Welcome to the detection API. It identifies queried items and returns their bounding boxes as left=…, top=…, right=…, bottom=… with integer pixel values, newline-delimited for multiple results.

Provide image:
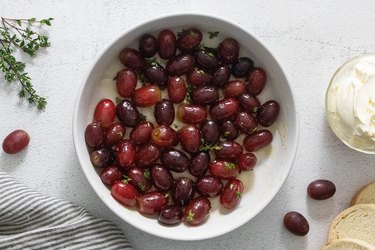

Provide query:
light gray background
left=1, top=1, right=374, bottom=249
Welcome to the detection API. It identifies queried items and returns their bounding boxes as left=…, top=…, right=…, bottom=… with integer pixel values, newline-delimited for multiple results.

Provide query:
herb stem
left=0, top=16, right=52, bottom=109
left=0, top=42, right=41, bottom=103
left=2, top=18, right=26, bottom=32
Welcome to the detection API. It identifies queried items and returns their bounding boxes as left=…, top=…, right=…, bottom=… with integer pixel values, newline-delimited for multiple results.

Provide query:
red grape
left=111, top=181, right=139, bottom=207
left=139, top=33, right=157, bottom=58
left=116, top=140, right=136, bottom=169
left=172, top=177, right=195, bottom=206
left=243, top=130, right=273, bottom=152
left=231, top=57, right=253, bottom=78
left=161, top=148, right=189, bottom=173
left=135, top=143, right=160, bottom=168
left=104, top=123, right=125, bottom=147
left=215, top=141, right=243, bottom=161
left=130, top=122, right=154, bottom=145
left=116, top=69, right=137, bottom=98
left=209, top=98, right=239, bottom=122
left=238, top=153, right=257, bottom=171
left=167, top=76, right=187, bottom=103
left=166, top=54, right=194, bottom=76
left=133, top=84, right=161, bottom=107
left=220, top=178, right=244, bottom=209
left=196, top=176, right=223, bottom=197
left=127, top=167, right=152, bottom=193
left=187, top=68, right=212, bottom=87
left=184, top=197, right=211, bottom=225
left=209, top=160, right=238, bottom=179
left=93, top=99, right=116, bottom=128
left=151, top=125, right=178, bottom=148
left=257, top=100, right=280, bottom=127
left=151, top=164, right=174, bottom=192
left=116, top=99, right=140, bottom=127
left=2, top=129, right=30, bottom=154
left=179, top=125, right=201, bottom=153
left=101, top=165, right=123, bottom=186
left=157, top=29, right=176, bottom=60
left=224, top=80, right=245, bottom=98
left=137, top=191, right=169, bottom=214
left=85, top=122, right=104, bottom=148
left=235, top=112, right=257, bottom=134
left=155, top=99, right=175, bottom=126
left=177, top=103, right=207, bottom=124
left=218, top=38, right=239, bottom=64
left=158, top=205, right=183, bottom=225
left=177, top=28, right=202, bottom=52
left=119, top=48, right=146, bottom=70
left=189, top=152, right=210, bottom=177
left=246, top=67, right=266, bottom=95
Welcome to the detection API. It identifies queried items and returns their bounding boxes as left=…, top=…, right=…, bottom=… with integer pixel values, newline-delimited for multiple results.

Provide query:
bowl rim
left=73, top=12, right=299, bottom=241
left=325, top=53, right=375, bottom=154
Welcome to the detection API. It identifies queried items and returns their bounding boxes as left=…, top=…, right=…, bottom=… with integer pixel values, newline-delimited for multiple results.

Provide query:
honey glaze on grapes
left=87, top=27, right=285, bottom=216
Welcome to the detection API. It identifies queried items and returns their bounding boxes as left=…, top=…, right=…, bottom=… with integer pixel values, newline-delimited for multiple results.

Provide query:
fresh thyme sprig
left=199, top=141, right=223, bottom=152
left=0, top=17, right=53, bottom=110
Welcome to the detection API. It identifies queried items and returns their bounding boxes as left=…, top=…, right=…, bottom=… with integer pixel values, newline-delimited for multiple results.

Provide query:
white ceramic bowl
left=73, top=13, right=298, bottom=241
left=325, top=53, right=375, bottom=154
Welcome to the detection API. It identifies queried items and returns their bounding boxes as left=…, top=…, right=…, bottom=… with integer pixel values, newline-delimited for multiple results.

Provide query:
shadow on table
left=0, top=148, right=28, bottom=173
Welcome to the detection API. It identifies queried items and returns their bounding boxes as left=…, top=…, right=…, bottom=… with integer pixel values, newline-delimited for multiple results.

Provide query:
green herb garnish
left=224, top=162, right=235, bottom=170
left=137, top=70, right=146, bottom=83
left=199, top=142, right=223, bottom=152
left=184, top=83, right=194, bottom=104
left=139, top=112, right=147, bottom=122
left=208, top=31, right=219, bottom=39
left=0, top=17, right=53, bottom=109
left=144, top=169, right=151, bottom=179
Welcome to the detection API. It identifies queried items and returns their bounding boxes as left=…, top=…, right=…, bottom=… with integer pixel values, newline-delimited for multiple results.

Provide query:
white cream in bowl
left=326, top=54, right=375, bottom=153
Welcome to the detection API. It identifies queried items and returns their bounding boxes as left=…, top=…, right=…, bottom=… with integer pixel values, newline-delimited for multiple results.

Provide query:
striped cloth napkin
left=0, top=171, right=132, bottom=249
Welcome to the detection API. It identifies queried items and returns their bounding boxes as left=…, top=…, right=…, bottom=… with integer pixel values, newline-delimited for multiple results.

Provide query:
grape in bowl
left=73, top=13, right=298, bottom=241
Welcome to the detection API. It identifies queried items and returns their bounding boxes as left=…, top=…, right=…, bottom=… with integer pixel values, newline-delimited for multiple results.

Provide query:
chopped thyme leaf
left=208, top=31, right=219, bottom=39
left=139, top=112, right=147, bottom=122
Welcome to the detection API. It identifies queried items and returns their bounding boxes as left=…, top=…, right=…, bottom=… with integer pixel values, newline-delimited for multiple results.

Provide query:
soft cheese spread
left=326, top=54, right=375, bottom=152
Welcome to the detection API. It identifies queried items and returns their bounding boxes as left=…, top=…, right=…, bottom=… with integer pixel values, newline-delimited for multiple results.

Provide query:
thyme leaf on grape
left=137, top=183, right=145, bottom=192
left=143, top=169, right=150, bottom=179
left=0, top=16, right=53, bottom=109
left=224, top=162, right=235, bottom=170
left=199, top=142, right=223, bottom=152
left=236, top=191, right=242, bottom=198
left=122, top=175, right=131, bottom=184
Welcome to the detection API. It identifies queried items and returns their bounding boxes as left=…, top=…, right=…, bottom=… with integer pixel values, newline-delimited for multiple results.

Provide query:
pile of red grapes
left=85, top=27, right=280, bottom=226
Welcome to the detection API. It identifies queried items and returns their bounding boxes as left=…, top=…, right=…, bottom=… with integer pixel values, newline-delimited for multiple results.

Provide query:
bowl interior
left=73, top=13, right=298, bottom=241
left=325, top=53, right=375, bottom=154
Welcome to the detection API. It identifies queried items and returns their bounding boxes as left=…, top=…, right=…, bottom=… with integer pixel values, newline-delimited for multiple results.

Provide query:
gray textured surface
left=1, top=1, right=375, bottom=249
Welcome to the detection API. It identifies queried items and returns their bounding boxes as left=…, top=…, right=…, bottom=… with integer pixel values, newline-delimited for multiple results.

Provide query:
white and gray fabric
left=0, top=171, right=132, bottom=249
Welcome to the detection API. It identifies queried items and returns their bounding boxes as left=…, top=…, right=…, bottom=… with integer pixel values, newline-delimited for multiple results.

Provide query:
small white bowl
left=73, top=13, right=298, bottom=241
left=326, top=53, right=375, bottom=154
